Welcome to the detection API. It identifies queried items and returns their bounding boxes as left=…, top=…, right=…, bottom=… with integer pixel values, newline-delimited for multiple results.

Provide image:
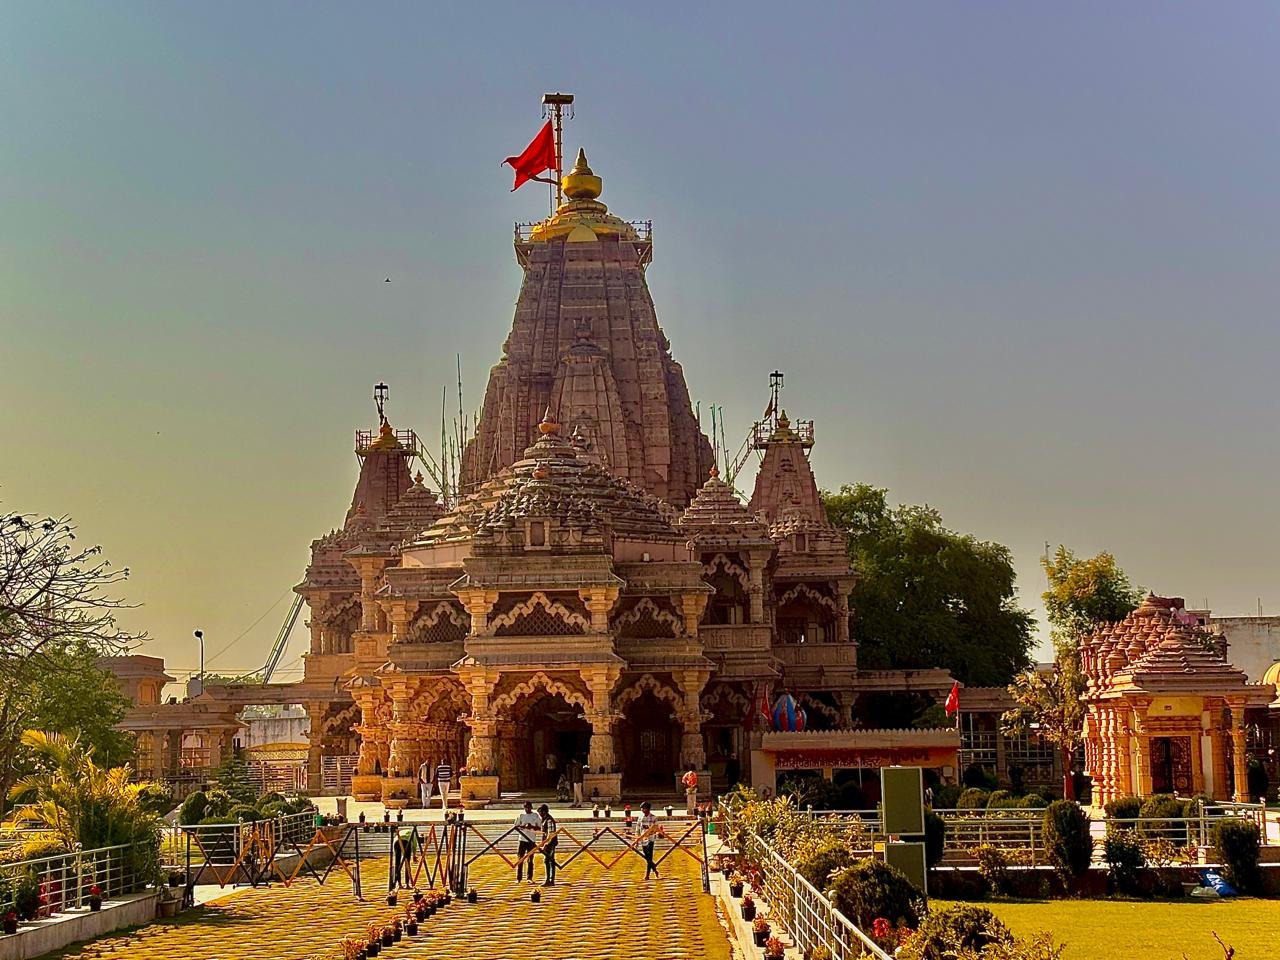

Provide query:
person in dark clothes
left=537, top=803, right=558, bottom=886
left=725, top=752, right=741, bottom=789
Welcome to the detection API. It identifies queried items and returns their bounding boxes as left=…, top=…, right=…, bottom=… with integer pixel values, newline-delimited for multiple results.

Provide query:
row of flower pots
left=338, top=887, right=471, bottom=959
left=719, top=865, right=785, bottom=960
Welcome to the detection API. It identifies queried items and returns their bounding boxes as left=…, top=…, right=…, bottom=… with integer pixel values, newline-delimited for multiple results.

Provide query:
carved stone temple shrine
left=273, top=148, right=968, bottom=805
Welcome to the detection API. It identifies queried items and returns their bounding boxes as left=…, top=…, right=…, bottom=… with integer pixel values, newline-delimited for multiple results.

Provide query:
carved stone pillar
left=1132, top=702, right=1153, bottom=797
left=679, top=592, right=709, bottom=638
left=385, top=599, right=420, bottom=646
left=834, top=690, right=856, bottom=730
left=677, top=669, right=711, bottom=770
left=745, top=550, right=770, bottom=624
left=834, top=579, right=854, bottom=645
left=578, top=586, right=621, bottom=634
left=456, top=588, right=500, bottom=636
left=306, top=594, right=326, bottom=654
left=351, top=685, right=382, bottom=776
left=348, top=558, right=387, bottom=632
left=459, top=668, right=500, bottom=775
left=385, top=677, right=424, bottom=778
left=1229, top=702, right=1250, bottom=801
left=580, top=665, right=622, bottom=772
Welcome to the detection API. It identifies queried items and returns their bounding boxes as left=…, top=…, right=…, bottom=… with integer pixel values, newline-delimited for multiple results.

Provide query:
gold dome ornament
left=562, top=149, right=602, bottom=200
left=538, top=407, right=561, bottom=435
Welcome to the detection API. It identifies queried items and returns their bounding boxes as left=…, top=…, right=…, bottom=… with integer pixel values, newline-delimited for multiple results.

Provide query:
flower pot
left=386, top=894, right=397, bottom=906
left=466, top=890, right=477, bottom=903
left=729, top=883, right=743, bottom=898
left=741, top=903, right=755, bottom=921
left=382, top=931, right=394, bottom=947
left=406, top=921, right=418, bottom=936
left=89, top=898, right=102, bottom=912
left=412, top=891, right=423, bottom=903
left=366, top=943, right=380, bottom=957
left=393, top=927, right=402, bottom=942
left=754, top=931, right=768, bottom=947
left=3, top=917, right=18, bottom=935
left=416, top=905, right=427, bottom=921
left=592, top=810, right=600, bottom=818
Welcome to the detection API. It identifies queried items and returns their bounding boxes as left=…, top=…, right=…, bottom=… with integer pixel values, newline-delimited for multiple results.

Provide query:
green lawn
left=934, top=898, right=1277, bottom=960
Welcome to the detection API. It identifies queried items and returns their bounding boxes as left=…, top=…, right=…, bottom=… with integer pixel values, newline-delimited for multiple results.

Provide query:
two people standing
left=511, top=802, right=559, bottom=886
left=417, top=757, right=455, bottom=811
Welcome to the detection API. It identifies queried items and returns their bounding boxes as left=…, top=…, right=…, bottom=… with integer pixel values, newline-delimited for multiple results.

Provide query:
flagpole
left=541, top=92, right=574, bottom=209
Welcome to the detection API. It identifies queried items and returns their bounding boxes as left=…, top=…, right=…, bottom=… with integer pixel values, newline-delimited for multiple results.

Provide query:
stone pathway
left=48, top=855, right=733, bottom=960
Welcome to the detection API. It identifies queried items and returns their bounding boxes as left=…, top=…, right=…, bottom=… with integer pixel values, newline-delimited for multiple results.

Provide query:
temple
left=277, top=144, right=960, bottom=804
left=1080, top=595, right=1273, bottom=804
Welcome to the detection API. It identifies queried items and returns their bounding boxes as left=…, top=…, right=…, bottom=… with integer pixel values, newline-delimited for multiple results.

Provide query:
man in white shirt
left=513, top=801, right=541, bottom=882
left=544, top=751, right=558, bottom=788
left=637, top=801, right=661, bottom=880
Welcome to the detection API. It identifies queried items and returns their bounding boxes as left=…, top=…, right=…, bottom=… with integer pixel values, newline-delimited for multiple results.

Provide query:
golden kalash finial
left=538, top=407, right=561, bottom=435
left=369, top=419, right=403, bottom=450
left=562, top=148, right=602, bottom=200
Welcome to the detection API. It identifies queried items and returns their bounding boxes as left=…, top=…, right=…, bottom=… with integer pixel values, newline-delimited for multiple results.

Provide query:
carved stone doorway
left=618, top=691, right=680, bottom=791
left=513, top=692, right=591, bottom=791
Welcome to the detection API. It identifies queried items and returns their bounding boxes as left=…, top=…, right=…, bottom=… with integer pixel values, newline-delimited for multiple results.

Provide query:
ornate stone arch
left=491, top=671, right=592, bottom=716
left=320, top=596, right=362, bottom=653
left=613, top=597, right=683, bottom=639
left=701, top=682, right=751, bottom=720
left=703, top=553, right=750, bottom=591
left=615, top=673, right=685, bottom=715
left=407, top=601, right=469, bottom=644
left=797, top=691, right=842, bottom=728
left=491, top=591, right=589, bottom=636
left=777, top=583, right=839, bottom=614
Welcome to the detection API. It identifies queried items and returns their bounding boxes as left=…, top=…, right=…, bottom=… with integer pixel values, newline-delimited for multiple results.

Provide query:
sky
left=3, top=2, right=1279, bottom=685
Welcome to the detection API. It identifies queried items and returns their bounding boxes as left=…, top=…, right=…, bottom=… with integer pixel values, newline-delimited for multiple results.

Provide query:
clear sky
left=4, top=2, right=1279, bottom=684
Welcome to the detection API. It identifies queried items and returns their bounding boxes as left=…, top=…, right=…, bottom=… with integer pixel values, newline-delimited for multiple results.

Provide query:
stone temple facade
left=293, top=151, right=887, bottom=803
left=1079, top=595, right=1272, bottom=804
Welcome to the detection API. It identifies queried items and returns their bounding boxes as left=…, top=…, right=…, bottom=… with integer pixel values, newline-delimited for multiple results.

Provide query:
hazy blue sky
left=4, top=2, right=1278, bottom=683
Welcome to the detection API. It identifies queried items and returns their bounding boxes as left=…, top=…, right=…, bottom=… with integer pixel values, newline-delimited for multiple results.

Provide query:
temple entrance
left=1150, top=736, right=1192, bottom=794
left=618, top=691, right=680, bottom=790
left=509, top=692, right=591, bottom=792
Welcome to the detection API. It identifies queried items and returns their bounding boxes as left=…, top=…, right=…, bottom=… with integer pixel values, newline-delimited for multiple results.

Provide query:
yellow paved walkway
left=49, top=856, right=734, bottom=960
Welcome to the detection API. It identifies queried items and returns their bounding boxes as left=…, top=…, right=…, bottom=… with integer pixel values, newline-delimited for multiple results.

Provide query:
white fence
left=0, top=842, right=151, bottom=919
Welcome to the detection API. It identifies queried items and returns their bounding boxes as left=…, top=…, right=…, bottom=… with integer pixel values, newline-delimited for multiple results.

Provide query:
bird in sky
left=384, top=277, right=391, bottom=283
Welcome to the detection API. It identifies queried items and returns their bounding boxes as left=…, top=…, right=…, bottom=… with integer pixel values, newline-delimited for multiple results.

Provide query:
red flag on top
left=503, top=120, right=557, bottom=191
left=944, top=681, right=960, bottom=716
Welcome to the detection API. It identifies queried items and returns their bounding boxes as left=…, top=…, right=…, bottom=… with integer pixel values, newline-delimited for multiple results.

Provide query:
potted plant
left=380, top=926, right=394, bottom=948
left=740, top=891, right=755, bottom=921
left=604, top=804, right=612, bottom=818
left=466, top=887, right=478, bottom=903
left=2, top=910, right=18, bottom=936
left=592, top=803, right=600, bottom=819
left=665, top=803, right=674, bottom=817
left=87, top=884, right=103, bottom=911
left=752, top=915, right=771, bottom=947
left=167, top=870, right=182, bottom=888
left=530, top=888, right=541, bottom=902
left=390, top=918, right=402, bottom=942
left=386, top=891, right=397, bottom=906
left=728, top=871, right=744, bottom=898
left=764, top=935, right=785, bottom=959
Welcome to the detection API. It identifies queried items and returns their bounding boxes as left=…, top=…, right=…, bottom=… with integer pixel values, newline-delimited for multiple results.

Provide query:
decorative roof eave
left=448, top=570, right=625, bottom=592
left=452, top=651, right=626, bottom=670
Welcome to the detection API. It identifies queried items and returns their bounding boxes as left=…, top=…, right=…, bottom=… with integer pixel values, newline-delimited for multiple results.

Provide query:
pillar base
left=351, top=774, right=383, bottom=802
left=583, top=772, right=622, bottom=803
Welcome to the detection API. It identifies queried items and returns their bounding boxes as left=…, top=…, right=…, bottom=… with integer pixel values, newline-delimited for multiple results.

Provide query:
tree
left=1002, top=547, right=1142, bottom=800
left=823, top=484, right=1035, bottom=687
left=0, top=511, right=140, bottom=813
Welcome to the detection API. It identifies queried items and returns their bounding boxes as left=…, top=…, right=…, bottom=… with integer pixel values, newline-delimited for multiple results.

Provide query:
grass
left=935, top=898, right=1276, bottom=960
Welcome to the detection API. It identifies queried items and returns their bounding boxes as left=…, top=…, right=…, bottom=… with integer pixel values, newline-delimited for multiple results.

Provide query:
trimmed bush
left=900, top=904, right=1013, bottom=960
left=792, top=832, right=855, bottom=891
left=931, top=784, right=961, bottom=810
left=227, top=803, right=262, bottom=823
left=957, top=788, right=990, bottom=810
left=1137, top=794, right=1187, bottom=844
left=974, top=843, right=1015, bottom=897
left=962, top=764, right=999, bottom=790
left=986, top=790, right=1014, bottom=808
left=1102, top=828, right=1145, bottom=895
left=1211, top=818, right=1261, bottom=894
left=1042, top=800, right=1092, bottom=881
left=1103, top=795, right=1141, bottom=821
left=1018, top=794, right=1047, bottom=809
left=178, top=790, right=210, bottom=826
left=923, top=811, right=945, bottom=869
left=827, top=859, right=921, bottom=929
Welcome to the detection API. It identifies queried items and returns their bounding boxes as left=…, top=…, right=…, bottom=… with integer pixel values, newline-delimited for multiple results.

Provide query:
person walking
left=637, top=801, right=661, bottom=880
left=567, top=755, right=585, bottom=808
left=434, top=758, right=453, bottom=812
left=537, top=803, right=558, bottom=886
left=418, top=757, right=434, bottom=809
left=544, top=750, right=559, bottom=789
left=513, top=801, right=541, bottom=883
left=391, top=822, right=417, bottom=890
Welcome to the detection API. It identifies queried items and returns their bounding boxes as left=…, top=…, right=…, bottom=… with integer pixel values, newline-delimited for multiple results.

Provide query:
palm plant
left=7, top=730, right=162, bottom=885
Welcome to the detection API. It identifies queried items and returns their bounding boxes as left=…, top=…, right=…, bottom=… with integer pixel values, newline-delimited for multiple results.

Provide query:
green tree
left=0, top=510, right=140, bottom=813
left=1001, top=548, right=1142, bottom=800
left=823, top=484, right=1034, bottom=687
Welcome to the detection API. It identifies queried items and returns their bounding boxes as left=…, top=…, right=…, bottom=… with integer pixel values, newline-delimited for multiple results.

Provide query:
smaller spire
left=562, top=148, right=602, bottom=201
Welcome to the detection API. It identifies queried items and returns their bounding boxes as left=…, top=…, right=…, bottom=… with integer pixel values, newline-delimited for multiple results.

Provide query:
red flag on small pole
left=944, top=681, right=960, bottom=716
left=503, top=120, right=557, bottom=191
